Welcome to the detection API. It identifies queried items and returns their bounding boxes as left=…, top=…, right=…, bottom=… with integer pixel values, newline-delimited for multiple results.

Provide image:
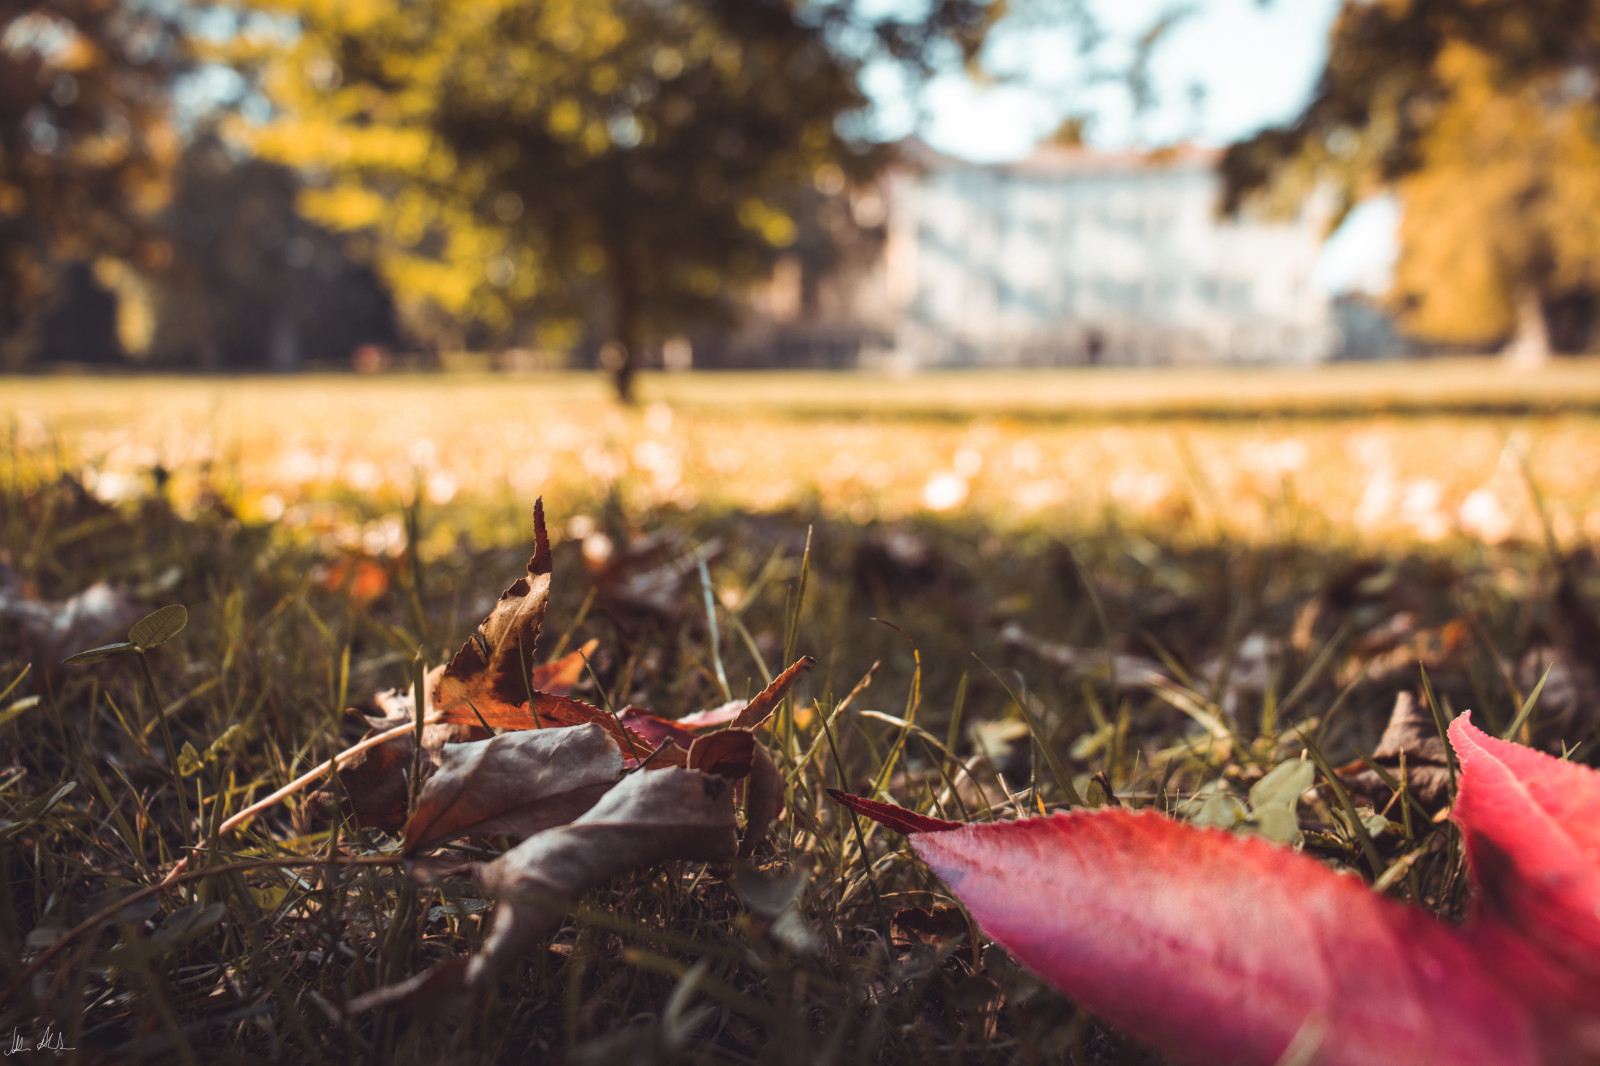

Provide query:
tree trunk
left=1502, top=285, right=1550, bottom=370
left=608, top=243, right=640, bottom=405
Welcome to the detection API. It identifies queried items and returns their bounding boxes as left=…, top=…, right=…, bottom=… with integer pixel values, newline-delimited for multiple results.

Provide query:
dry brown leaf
left=890, top=905, right=970, bottom=950
left=402, top=723, right=624, bottom=855
left=424, top=503, right=648, bottom=753
left=466, top=766, right=738, bottom=988
left=687, top=728, right=756, bottom=779
left=308, top=686, right=485, bottom=832
left=740, top=739, right=784, bottom=859
left=350, top=767, right=738, bottom=1018
left=434, top=688, right=651, bottom=756
left=1339, top=617, right=1471, bottom=687
left=1340, top=691, right=1454, bottom=808
left=432, top=499, right=556, bottom=724
left=731, top=655, right=818, bottom=730
left=307, top=709, right=414, bottom=832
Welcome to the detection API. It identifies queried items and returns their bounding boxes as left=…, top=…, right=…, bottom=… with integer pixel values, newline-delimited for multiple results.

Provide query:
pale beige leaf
left=402, top=722, right=623, bottom=854
left=465, top=767, right=738, bottom=989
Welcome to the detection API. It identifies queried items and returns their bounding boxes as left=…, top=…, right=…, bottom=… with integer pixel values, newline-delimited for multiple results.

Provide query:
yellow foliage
left=1396, top=43, right=1600, bottom=343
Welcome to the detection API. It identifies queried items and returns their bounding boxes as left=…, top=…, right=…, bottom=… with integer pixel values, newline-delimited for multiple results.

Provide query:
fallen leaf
left=307, top=685, right=485, bottom=832
left=611, top=654, right=814, bottom=753
left=617, top=706, right=698, bottom=749
left=423, top=507, right=648, bottom=752
left=355, top=765, right=739, bottom=1017
left=1339, top=617, right=1472, bottom=687
left=687, top=729, right=756, bottom=779
left=890, top=905, right=970, bottom=950
left=402, top=723, right=623, bottom=854
left=343, top=958, right=471, bottom=1022
left=319, top=554, right=392, bottom=605
left=1341, top=691, right=1454, bottom=808
left=1449, top=713, right=1600, bottom=992
left=731, top=655, right=818, bottom=730
left=434, top=688, right=652, bottom=756
left=528, top=640, right=599, bottom=696
left=829, top=791, right=1542, bottom=1066
left=675, top=700, right=747, bottom=729
left=739, top=740, right=783, bottom=858
left=0, top=574, right=142, bottom=670
left=587, top=529, right=722, bottom=623
left=431, top=498, right=557, bottom=725
left=351, top=766, right=740, bottom=1019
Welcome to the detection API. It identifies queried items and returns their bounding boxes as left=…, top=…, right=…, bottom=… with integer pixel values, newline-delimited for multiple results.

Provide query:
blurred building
left=705, top=140, right=1339, bottom=369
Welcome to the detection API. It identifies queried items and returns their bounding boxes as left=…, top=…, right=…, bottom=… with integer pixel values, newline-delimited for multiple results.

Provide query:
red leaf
left=614, top=655, right=816, bottom=750
left=835, top=795, right=1543, bottom=1066
left=1449, top=712, right=1600, bottom=992
left=827, top=789, right=960, bottom=834
left=617, top=707, right=698, bottom=749
left=674, top=700, right=746, bottom=729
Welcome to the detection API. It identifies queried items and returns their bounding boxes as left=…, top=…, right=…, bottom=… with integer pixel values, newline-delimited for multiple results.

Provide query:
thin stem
left=136, top=649, right=190, bottom=842
left=159, top=720, right=417, bottom=885
left=409, top=649, right=426, bottom=811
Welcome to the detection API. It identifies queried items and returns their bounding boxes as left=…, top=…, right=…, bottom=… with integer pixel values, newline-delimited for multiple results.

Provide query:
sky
left=863, top=0, right=1398, bottom=295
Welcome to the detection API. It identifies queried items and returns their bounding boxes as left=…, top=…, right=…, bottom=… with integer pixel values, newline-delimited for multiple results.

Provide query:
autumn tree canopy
left=1221, top=0, right=1600, bottom=357
left=240, top=0, right=999, bottom=400
left=0, top=0, right=184, bottom=366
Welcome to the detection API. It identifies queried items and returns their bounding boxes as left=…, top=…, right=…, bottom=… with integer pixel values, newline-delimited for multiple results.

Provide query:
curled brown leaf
left=402, top=723, right=623, bottom=855
left=687, top=728, right=756, bottom=779
left=740, top=739, right=784, bottom=859
left=352, top=766, right=738, bottom=1016
left=431, top=499, right=555, bottom=724
left=731, top=655, right=818, bottom=730
left=466, top=766, right=738, bottom=989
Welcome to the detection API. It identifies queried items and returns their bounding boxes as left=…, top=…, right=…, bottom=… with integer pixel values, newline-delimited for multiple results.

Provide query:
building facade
left=697, top=141, right=1337, bottom=370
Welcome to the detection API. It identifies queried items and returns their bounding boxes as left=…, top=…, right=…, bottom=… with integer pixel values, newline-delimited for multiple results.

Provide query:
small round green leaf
left=177, top=742, right=205, bottom=778
left=1249, top=759, right=1316, bottom=812
left=1191, top=791, right=1247, bottom=830
left=129, top=604, right=187, bottom=649
left=61, top=642, right=136, bottom=666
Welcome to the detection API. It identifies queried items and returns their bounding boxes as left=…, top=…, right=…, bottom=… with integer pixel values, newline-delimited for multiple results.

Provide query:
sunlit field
left=7, top=362, right=1600, bottom=555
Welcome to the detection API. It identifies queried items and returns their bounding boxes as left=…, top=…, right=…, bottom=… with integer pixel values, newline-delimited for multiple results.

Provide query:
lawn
left=2, top=364, right=1599, bottom=1063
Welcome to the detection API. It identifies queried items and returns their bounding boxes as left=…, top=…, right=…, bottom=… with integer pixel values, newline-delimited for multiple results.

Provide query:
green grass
left=3, top=370, right=1600, bottom=1063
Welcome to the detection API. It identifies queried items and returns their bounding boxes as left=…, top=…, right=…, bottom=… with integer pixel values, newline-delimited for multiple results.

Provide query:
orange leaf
left=731, top=655, right=817, bottom=730
left=431, top=498, right=555, bottom=725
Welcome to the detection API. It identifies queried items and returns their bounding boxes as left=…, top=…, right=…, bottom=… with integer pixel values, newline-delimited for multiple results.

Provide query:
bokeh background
left=5, top=0, right=1600, bottom=550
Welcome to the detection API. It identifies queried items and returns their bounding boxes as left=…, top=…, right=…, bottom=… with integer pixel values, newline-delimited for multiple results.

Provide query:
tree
left=1220, top=0, right=1600, bottom=361
left=239, top=0, right=998, bottom=400
left=151, top=134, right=400, bottom=369
left=0, top=0, right=183, bottom=367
